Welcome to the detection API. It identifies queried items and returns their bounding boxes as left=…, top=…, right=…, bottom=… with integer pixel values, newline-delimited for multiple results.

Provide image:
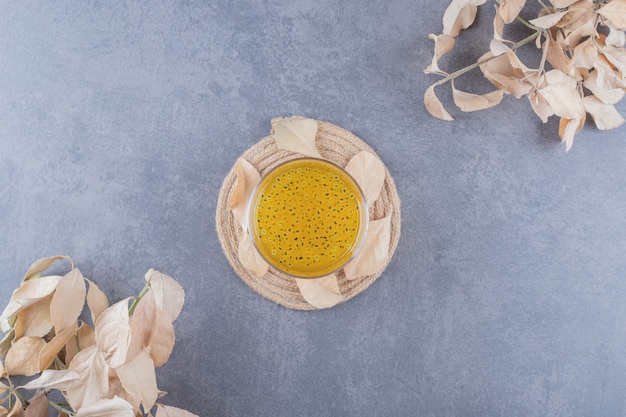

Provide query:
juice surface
left=250, top=158, right=366, bottom=277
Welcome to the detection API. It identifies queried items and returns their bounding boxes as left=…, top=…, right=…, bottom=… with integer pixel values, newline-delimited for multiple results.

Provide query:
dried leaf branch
left=424, top=0, right=626, bottom=151
left=0, top=256, right=198, bottom=417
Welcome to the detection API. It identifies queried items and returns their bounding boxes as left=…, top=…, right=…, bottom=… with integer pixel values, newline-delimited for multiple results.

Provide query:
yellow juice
left=249, top=158, right=367, bottom=278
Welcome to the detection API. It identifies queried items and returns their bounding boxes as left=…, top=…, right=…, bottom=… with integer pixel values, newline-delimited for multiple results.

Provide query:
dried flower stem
left=12, top=389, right=25, bottom=405
left=516, top=15, right=541, bottom=31
left=74, top=332, right=81, bottom=354
left=128, top=283, right=150, bottom=316
left=435, top=31, right=540, bottom=87
left=48, top=398, right=76, bottom=416
left=493, top=0, right=541, bottom=30
left=6, top=385, right=26, bottom=409
left=536, top=0, right=551, bottom=13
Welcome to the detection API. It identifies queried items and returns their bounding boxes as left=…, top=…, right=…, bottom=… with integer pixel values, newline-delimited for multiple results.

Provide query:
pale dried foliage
left=294, top=275, right=344, bottom=309
left=231, top=157, right=269, bottom=278
left=271, top=118, right=322, bottom=158
left=344, top=151, right=386, bottom=206
left=424, top=0, right=626, bottom=151
left=343, top=214, right=393, bottom=281
left=233, top=117, right=392, bottom=308
left=0, top=256, right=198, bottom=417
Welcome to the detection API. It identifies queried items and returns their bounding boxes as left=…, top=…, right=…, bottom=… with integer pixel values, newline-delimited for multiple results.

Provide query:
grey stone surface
left=2, top=1, right=626, bottom=416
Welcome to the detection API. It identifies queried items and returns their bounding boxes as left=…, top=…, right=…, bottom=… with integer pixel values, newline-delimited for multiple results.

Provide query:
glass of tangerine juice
left=247, top=157, right=368, bottom=278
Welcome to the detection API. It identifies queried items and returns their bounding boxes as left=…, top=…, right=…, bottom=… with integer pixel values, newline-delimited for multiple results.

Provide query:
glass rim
left=246, top=157, right=369, bottom=279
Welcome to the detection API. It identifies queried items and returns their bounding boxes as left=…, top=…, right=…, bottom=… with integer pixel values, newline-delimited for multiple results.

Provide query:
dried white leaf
left=583, top=95, right=626, bottom=130
left=238, top=233, right=270, bottom=277
left=479, top=51, right=534, bottom=98
left=230, top=158, right=261, bottom=232
left=344, top=214, right=392, bottom=280
left=65, top=322, right=96, bottom=366
left=23, top=256, right=72, bottom=281
left=155, top=403, right=200, bottom=417
left=127, top=290, right=175, bottom=368
left=74, top=396, right=134, bottom=417
left=24, top=394, right=48, bottom=417
left=451, top=82, right=504, bottom=112
left=20, top=369, right=79, bottom=391
left=559, top=117, right=585, bottom=151
left=0, top=329, right=15, bottom=360
left=528, top=90, right=555, bottom=123
left=563, top=15, right=598, bottom=47
left=146, top=309, right=175, bottom=368
left=569, top=38, right=599, bottom=70
left=529, top=11, right=568, bottom=29
left=537, top=70, right=585, bottom=119
left=489, top=39, right=513, bottom=57
left=66, top=345, right=110, bottom=410
left=272, top=117, right=322, bottom=158
left=50, top=268, right=86, bottom=334
left=583, top=66, right=625, bottom=104
left=558, top=0, right=594, bottom=27
left=424, top=34, right=455, bottom=75
left=598, top=0, right=626, bottom=31
left=95, top=298, right=132, bottom=368
left=86, top=279, right=109, bottom=326
left=128, top=289, right=157, bottom=363
left=295, top=275, right=344, bottom=309
left=116, top=350, right=158, bottom=413
left=597, top=40, right=626, bottom=77
left=0, top=275, right=63, bottom=333
left=607, top=27, right=626, bottom=47
left=442, top=0, right=487, bottom=37
left=545, top=35, right=571, bottom=74
left=493, top=4, right=505, bottom=40
left=489, top=40, right=537, bottom=76
left=424, top=84, right=454, bottom=121
left=499, top=0, right=526, bottom=24
left=103, top=375, right=127, bottom=406
left=4, top=336, right=46, bottom=376
left=39, top=322, right=78, bottom=371
left=14, top=296, right=53, bottom=339
left=344, top=151, right=386, bottom=206
left=127, top=289, right=176, bottom=369
left=145, top=269, right=185, bottom=323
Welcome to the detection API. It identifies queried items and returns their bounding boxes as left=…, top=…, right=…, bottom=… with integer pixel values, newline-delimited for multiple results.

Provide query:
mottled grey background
left=1, top=1, right=626, bottom=416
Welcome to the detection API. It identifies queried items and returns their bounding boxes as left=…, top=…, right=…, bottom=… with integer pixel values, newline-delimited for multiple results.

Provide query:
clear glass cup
left=247, top=157, right=368, bottom=278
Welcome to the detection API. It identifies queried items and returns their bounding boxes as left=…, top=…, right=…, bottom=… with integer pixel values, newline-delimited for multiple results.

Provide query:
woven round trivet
left=216, top=119, right=401, bottom=310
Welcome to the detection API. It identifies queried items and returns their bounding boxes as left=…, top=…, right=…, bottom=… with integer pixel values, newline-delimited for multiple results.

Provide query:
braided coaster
left=216, top=119, right=401, bottom=310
